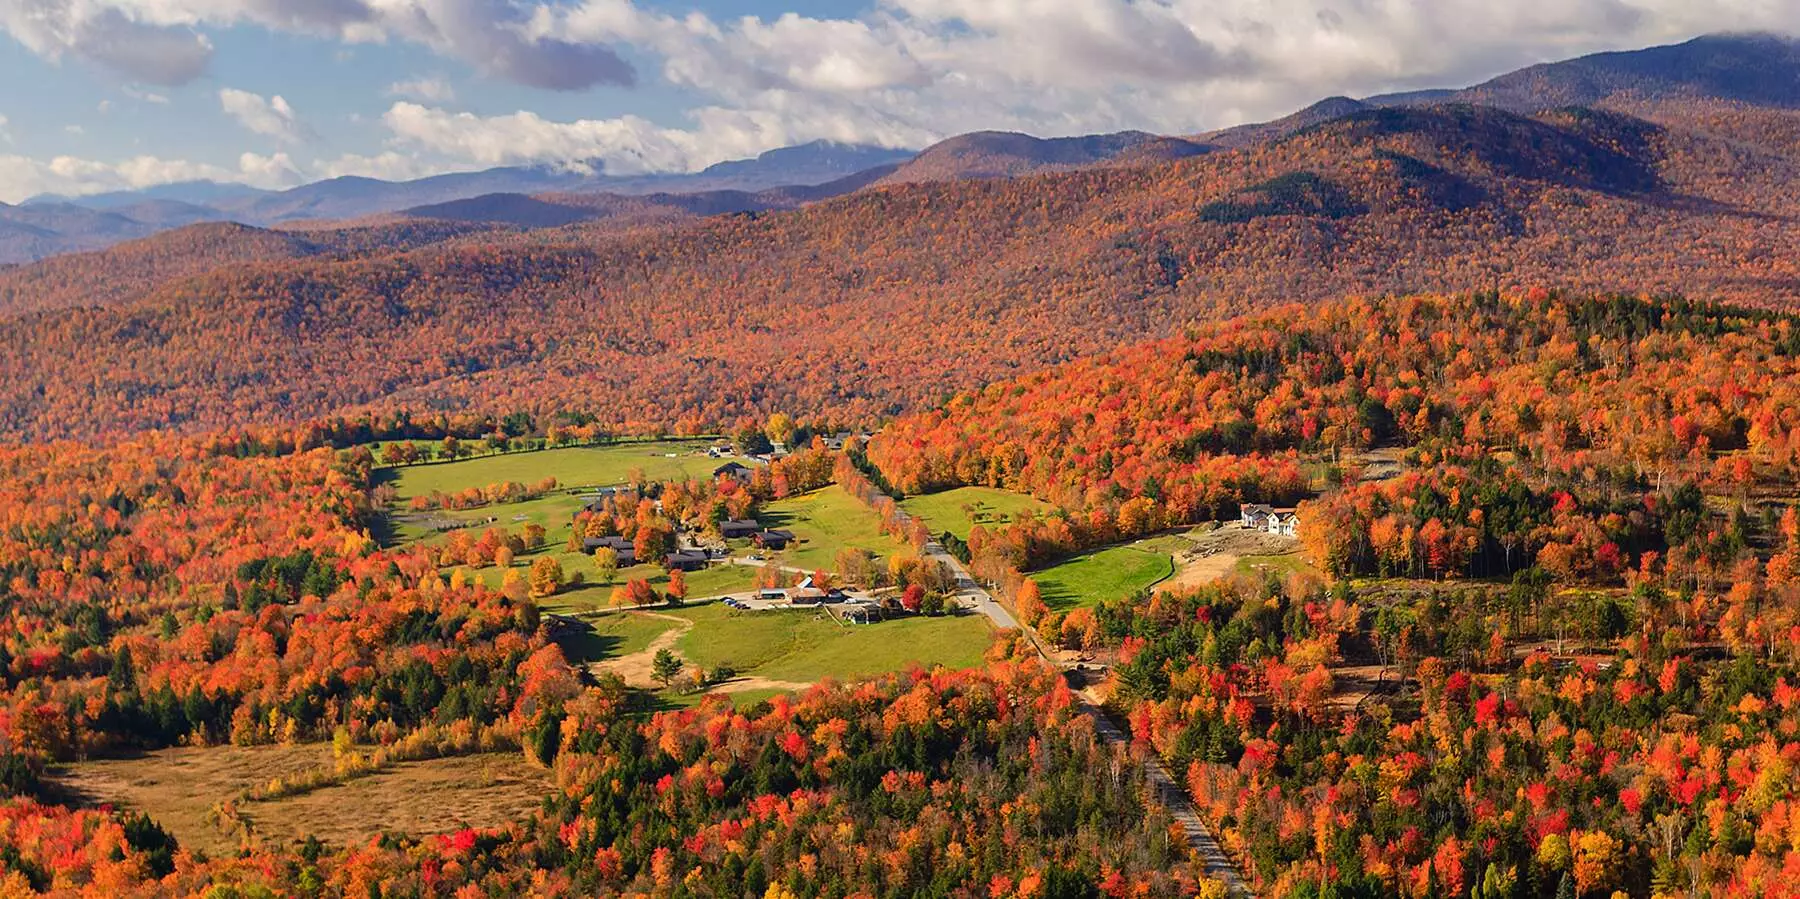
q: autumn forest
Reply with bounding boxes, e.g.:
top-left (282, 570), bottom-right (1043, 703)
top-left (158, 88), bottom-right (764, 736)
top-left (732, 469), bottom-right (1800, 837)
top-left (6, 28), bottom-right (1800, 899)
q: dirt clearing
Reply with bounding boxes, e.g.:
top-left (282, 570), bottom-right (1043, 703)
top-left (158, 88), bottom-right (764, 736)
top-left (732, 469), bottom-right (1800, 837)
top-left (1157, 524), bottom-right (1301, 594)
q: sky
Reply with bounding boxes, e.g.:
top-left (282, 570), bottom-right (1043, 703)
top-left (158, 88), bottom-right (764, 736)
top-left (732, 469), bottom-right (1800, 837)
top-left (0, 0), bottom-right (1795, 202)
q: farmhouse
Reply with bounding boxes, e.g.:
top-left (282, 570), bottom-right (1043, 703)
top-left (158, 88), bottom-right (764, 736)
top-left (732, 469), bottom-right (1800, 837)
top-left (664, 550), bottom-right (709, 572)
top-left (714, 462), bottom-right (754, 484)
top-left (1266, 509), bottom-right (1300, 538)
top-left (720, 519), bottom-right (761, 539)
top-left (1240, 503), bottom-right (1273, 529)
top-left (583, 535), bottom-right (637, 565)
top-left (754, 529), bottom-right (796, 550)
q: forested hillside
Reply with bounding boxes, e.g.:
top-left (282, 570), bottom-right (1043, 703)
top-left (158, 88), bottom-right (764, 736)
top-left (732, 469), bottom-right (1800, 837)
top-left (2, 101), bottom-right (1800, 441)
top-left (870, 290), bottom-right (1800, 895)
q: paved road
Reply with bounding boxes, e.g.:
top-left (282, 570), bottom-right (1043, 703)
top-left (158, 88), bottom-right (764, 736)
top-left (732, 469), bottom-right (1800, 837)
top-left (880, 492), bottom-right (1250, 894)
top-left (922, 539), bottom-right (1019, 629)
top-left (1077, 687), bottom-right (1252, 896)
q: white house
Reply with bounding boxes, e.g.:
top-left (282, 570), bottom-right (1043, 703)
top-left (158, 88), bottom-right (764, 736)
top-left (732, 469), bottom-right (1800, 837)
top-left (1267, 509), bottom-right (1299, 538)
top-left (1241, 504), bottom-right (1273, 529)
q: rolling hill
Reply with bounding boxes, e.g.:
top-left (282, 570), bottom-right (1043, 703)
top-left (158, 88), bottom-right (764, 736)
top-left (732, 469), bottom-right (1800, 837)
top-left (2, 96), bottom-right (1800, 441)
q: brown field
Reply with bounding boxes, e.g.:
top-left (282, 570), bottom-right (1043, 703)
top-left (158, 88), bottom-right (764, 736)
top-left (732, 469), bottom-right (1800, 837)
top-left (1157, 524), bottom-right (1301, 595)
top-left (52, 744), bottom-right (548, 855)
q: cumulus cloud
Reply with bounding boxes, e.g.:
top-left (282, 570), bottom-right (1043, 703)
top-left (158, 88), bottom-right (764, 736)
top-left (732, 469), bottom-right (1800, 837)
top-left (0, 0), bottom-right (213, 84)
top-left (219, 88), bottom-right (305, 141)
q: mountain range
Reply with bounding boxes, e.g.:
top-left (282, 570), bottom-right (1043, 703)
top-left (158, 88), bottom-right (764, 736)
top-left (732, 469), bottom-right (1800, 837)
top-left (1, 32), bottom-right (1799, 441)
top-left (0, 141), bottom-right (917, 264)
top-left (7, 33), bottom-right (1797, 267)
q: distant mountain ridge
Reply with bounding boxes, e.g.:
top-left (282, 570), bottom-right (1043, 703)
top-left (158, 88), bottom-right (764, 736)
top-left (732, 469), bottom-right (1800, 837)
top-left (1206, 31), bottom-right (1800, 146)
top-left (2, 141), bottom-right (917, 265)
top-left (7, 31), bottom-right (1800, 266)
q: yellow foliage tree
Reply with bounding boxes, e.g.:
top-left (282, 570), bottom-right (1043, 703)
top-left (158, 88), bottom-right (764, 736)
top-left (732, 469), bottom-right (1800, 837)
top-left (528, 556), bottom-right (563, 598)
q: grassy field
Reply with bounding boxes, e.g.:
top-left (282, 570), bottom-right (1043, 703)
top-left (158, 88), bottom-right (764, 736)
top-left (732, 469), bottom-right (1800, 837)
top-left (383, 441), bottom-right (729, 501)
top-left (554, 609), bottom-right (679, 663)
top-left (671, 604), bottom-right (994, 684)
top-left (393, 492), bottom-right (589, 545)
top-left (761, 486), bottom-right (913, 573)
top-left (897, 487), bottom-right (1052, 541)
top-left (531, 557), bottom-right (758, 615)
top-left (53, 745), bottom-right (544, 856)
top-left (1032, 543), bottom-right (1177, 610)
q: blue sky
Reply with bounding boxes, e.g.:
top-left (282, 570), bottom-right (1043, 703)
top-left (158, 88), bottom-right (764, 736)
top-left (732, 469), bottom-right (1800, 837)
top-left (0, 0), bottom-right (1793, 202)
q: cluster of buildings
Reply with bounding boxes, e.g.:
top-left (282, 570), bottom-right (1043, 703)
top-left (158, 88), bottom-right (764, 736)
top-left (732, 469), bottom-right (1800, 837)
top-left (1240, 504), bottom-right (1301, 538)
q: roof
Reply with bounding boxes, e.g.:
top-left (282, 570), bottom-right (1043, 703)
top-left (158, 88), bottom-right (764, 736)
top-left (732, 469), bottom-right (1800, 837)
top-left (714, 462), bottom-right (752, 474)
top-left (759, 528), bottom-right (796, 540)
top-left (1242, 503), bottom-right (1274, 514)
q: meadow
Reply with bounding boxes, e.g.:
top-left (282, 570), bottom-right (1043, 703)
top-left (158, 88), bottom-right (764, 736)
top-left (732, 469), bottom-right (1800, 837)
top-left (1030, 539), bottom-right (1181, 610)
top-left (383, 441), bottom-right (728, 501)
top-left (669, 603), bottom-right (993, 683)
top-left (759, 485), bottom-right (915, 572)
top-left (897, 486), bottom-right (1051, 541)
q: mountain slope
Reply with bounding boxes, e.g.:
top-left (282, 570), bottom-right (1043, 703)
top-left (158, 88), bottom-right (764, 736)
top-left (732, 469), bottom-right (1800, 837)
top-left (0, 219), bottom-right (494, 317)
top-left (1459, 32), bottom-right (1800, 110)
top-left (1, 102), bottom-right (1799, 440)
top-left (879, 131), bottom-right (1209, 184)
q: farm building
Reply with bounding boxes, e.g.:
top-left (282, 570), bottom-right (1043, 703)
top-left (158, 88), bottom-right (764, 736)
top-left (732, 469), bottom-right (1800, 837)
top-left (583, 535), bottom-right (637, 565)
top-left (720, 519), bottom-right (761, 539)
top-left (754, 529), bottom-right (796, 550)
top-left (664, 550), bottom-right (709, 572)
top-left (1240, 504), bottom-right (1273, 529)
top-left (789, 587), bottom-right (829, 605)
top-left (714, 462), bottom-right (754, 484)
top-left (1266, 510), bottom-right (1300, 538)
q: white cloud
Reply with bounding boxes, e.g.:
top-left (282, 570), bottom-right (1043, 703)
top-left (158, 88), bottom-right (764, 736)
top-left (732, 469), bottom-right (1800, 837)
top-left (219, 87), bottom-right (305, 141)
top-left (0, 149), bottom-right (300, 202)
top-left (0, 0), bottom-right (635, 89)
top-left (2, 0), bottom-right (1798, 199)
top-left (122, 85), bottom-right (170, 104)
top-left (386, 74), bottom-right (456, 102)
top-left (315, 150), bottom-right (440, 182)
top-left (380, 100), bottom-right (932, 175)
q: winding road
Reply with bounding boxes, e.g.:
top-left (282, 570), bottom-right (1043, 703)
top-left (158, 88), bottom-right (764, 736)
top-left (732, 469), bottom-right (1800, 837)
top-left (885, 494), bottom-right (1251, 895)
